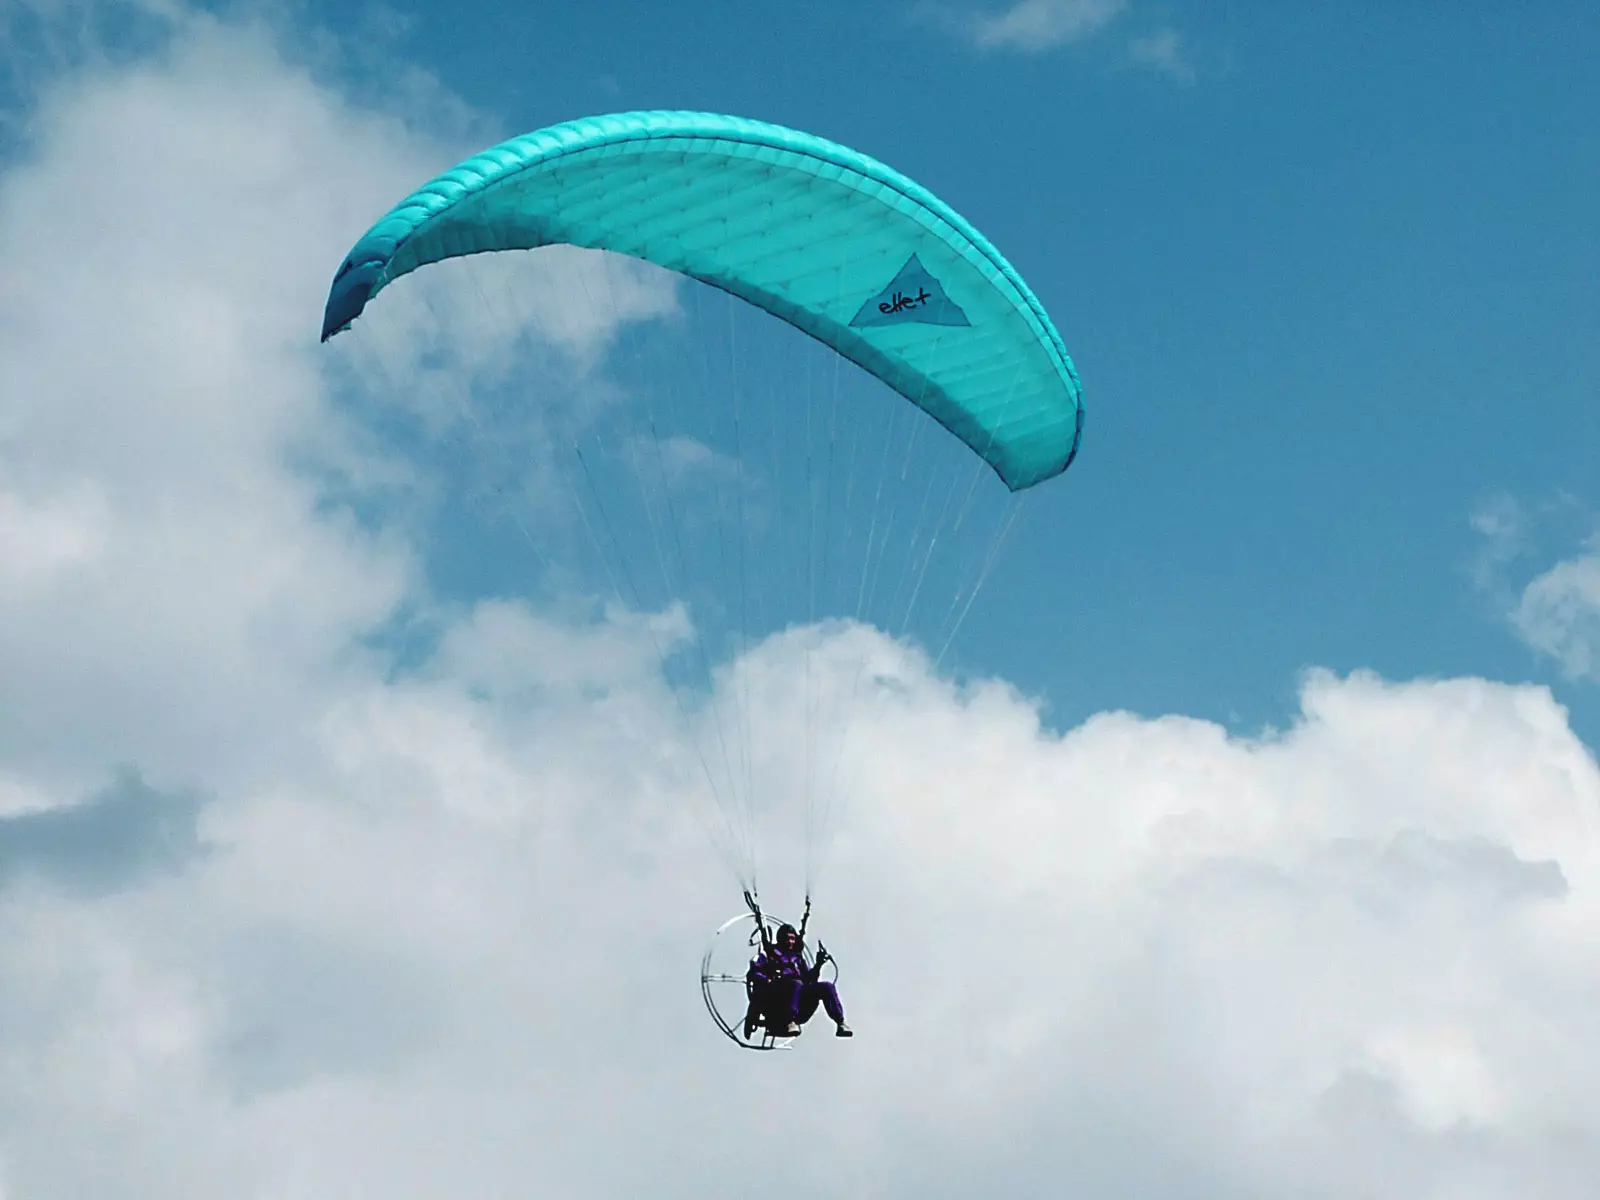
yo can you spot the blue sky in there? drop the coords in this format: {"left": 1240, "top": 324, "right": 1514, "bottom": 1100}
{"left": 306, "top": 0, "right": 1600, "bottom": 738}
{"left": 1, "top": 2, "right": 1598, "bottom": 1195}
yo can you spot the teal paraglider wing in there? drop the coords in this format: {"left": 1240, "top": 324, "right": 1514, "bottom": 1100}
{"left": 321, "top": 110, "right": 1082, "bottom": 491}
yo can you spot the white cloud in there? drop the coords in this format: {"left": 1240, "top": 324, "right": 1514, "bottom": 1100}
{"left": 1470, "top": 490, "right": 1531, "bottom": 593}
{"left": 0, "top": 485, "right": 108, "bottom": 588}
{"left": 934, "top": 0, "right": 1127, "bottom": 53}
{"left": 334, "top": 246, "right": 679, "bottom": 409}
{"left": 12, "top": 614, "right": 1600, "bottom": 1196}
{"left": 1470, "top": 492, "right": 1529, "bottom": 551}
{"left": 0, "top": 4, "right": 683, "bottom": 798}
{"left": 1470, "top": 495, "right": 1600, "bottom": 682}
{"left": 2, "top": 7, "right": 1600, "bottom": 1199}
{"left": 1129, "top": 26, "right": 1195, "bottom": 82}
{"left": 1514, "top": 539, "right": 1600, "bottom": 681}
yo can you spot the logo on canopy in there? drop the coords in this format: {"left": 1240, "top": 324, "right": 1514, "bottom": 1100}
{"left": 849, "top": 254, "right": 970, "bottom": 329}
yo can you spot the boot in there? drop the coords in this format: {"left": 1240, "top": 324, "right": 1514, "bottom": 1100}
{"left": 835, "top": 1022, "right": 853, "bottom": 1037}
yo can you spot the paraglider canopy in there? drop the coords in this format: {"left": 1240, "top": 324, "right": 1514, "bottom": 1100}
{"left": 321, "top": 109, "right": 1083, "bottom": 491}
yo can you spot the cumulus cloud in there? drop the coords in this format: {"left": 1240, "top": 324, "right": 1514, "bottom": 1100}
{"left": 0, "top": 766, "right": 207, "bottom": 895}
{"left": 0, "top": 9, "right": 427, "bottom": 798}
{"left": 2, "top": 6, "right": 1599, "bottom": 1199}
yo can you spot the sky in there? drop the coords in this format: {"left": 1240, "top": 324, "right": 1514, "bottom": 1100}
{"left": 0, "top": 0, "right": 1597, "bottom": 1196}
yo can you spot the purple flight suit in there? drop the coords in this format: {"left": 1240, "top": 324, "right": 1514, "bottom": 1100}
{"left": 746, "top": 946, "right": 845, "bottom": 1029}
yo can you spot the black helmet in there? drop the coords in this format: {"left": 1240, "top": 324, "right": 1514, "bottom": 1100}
{"left": 775, "top": 923, "right": 799, "bottom": 946}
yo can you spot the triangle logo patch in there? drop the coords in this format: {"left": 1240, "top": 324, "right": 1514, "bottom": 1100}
{"left": 849, "top": 254, "right": 971, "bottom": 329}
